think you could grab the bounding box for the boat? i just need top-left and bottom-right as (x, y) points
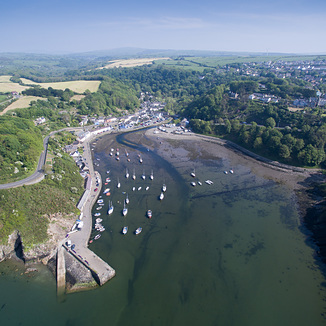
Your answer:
(147, 210), (152, 219)
(159, 192), (164, 200)
(132, 169), (136, 180)
(122, 226), (128, 235)
(122, 202), (128, 216)
(162, 184), (167, 192)
(108, 201), (114, 215)
(96, 218), (102, 223)
(103, 188), (110, 194)
(94, 212), (101, 216)
(109, 152), (113, 156)
(198, 181), (202, 186)
(132, 187), (136, 191)
(145, 186), (149, 191)
(125, 168), (129, 179)
(205, 180), (213, 185)
(191, 182), (196, 187)
(106, 170), (110, 174)
(117, 178), (121, 188)
(150, 170), (154, 180)
(125, 193), (129, 205)
(94, 234), (101, 240)
(229, 169), (234, 174)
(125, 149), (129, 157)
(138, 186), (142, 191)
(135, 227), (142, 235)
(191, 168), (196, 178)
(96, 206), (103, 210)
(139, 155), (143, 163)
(224, 170), (228, 174)
(105, 177), (111, 182)
(142, 170), (146, 180)
(97, 199), (104, 204)
(116, 156), (120, 161)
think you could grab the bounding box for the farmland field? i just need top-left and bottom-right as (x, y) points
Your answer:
(0, 96), (45, 115)
(0, 75), (29, 93)
(20, 79), (101, 93)
(98, 57), (170, 69)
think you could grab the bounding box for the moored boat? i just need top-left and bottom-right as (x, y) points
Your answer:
(159, 192), (164, 200)
(108, 201), (114, 215)
(122, 226), (128, 235)
(94, 212), (101, 217)
(125, 193), (129, 205)
(122, 202), (128, 216)
(191, 181), (196, 187)
(117, 178), (121, 188)
(94, 234), (101, 240)
(135, 227), (142, 235)
(191, 168), (196, 177)
(162, 184), (167, 192)
(125, 168), (129, 179)
(147, 210), (152, 219)
(150, 170), (154, 180)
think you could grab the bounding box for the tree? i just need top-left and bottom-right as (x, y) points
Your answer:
(279, 144), (291, 159)
(266, 117), (276, 128)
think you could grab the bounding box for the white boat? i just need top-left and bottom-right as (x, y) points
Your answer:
(162, 184), (167, 192)
(108, 201), (114, 215)
(122, 226), (128, 235)
(125, 193), (129, 205)
(125, 149), (129, 157)
(150, 170), (154, 180)
(106, 170), (110, 174)
(132, 169), (136, 180)
(159, 192), (164, 200)
(95, 218), (102, 223)
(145, 186), (149, 191)
(96, 206), (103, 210)
(198, 181), (202, 186)
(117, 178), (121, 188)
(132, 186), (136, 191)
(122, 202), (128, 216)
(97, 199), (104, 203)
(224, 171), (228, 174)
(142, 170), (146, 180)
(94, 234), (101, 240)
(103, 188), (110, 194)
(147, 210), (152, 219)
(138, 186), (142, 191)
(205, 180), (214, 185)
(125, 168), (129, 179)
(229, 169), (234, 174)
(94, 212), (101, 217)
(191, 182), (196, 187)
(191, 169), (196, 178)
(139, 156), (143, 163)
(135, 227), (142, 235)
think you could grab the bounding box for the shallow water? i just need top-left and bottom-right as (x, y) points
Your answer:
(0, 130), (326, 326)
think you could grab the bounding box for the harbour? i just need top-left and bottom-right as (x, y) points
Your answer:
(0, 128), (326, 325)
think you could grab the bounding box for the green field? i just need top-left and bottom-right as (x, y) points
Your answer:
(155, 54), (326, 71)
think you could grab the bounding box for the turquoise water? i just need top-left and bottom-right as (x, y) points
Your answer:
(0, 130), (326, 326)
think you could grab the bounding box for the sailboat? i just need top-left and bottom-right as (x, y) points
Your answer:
(132, 168), (136, 180)
(125, 168), (129, 179)
(122, 226), (128, 235)
(162, 184), (167, 192)
(150, 170), (154, 180)
(139, 155), (143, 164)
(125, 193), (129, 205)
(159, 192), (164, 200)
(122, 202), (128, 216)
(117, 177), (121, 188)
(191, 168), (196, 178)
(108, 201), (114, 215)
(142, 170), (146, 180)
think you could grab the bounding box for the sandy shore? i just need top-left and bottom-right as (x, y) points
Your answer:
(144, 128), (324, 192)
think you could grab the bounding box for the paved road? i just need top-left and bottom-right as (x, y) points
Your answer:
(0, 127), (83, 190)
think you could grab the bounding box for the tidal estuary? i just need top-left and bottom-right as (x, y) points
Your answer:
(0, 129), (326, 326)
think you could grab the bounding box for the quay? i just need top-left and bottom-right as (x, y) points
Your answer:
(57, 131), (115, 294)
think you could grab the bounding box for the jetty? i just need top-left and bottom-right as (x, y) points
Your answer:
(56, 134), (115, 294)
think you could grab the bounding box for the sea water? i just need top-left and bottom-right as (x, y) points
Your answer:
(0, 130), (325, 326)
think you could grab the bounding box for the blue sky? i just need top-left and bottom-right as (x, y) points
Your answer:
(1, 0), (326, 54)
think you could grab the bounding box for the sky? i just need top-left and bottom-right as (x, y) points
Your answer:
(1, 0), (326, 54)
